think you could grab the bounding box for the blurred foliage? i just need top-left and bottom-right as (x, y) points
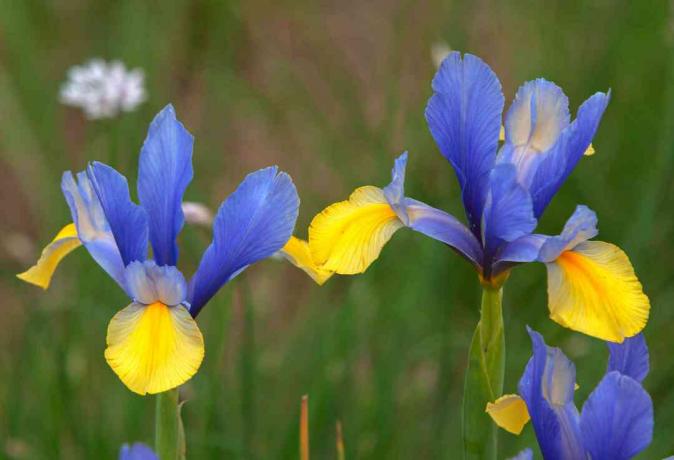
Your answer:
(1, 0), (673, 458)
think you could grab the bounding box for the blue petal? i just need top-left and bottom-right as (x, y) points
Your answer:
(537, 205), (598, 262)
(529, 91), (610, 218)
(481, 163), (537, 264)
(61, 170), (126, 289)
(125, 260), (187, 306)
(188, 167), (299, 315)
(425, 52), (504, 236)
(403, 197), (484, 270)
(491, 233), (547, 276)
(519, 327), (585, 460)
(607, 333), (649, 383)
(119, 443), (158, 460)
(580, 371), (653, 460)
(137, 104), (194, 266)
(507, 448), (533, 460)
(382, 151), (408, 210)
(499, 79), (570, 188)
(87, 162), (148, 266)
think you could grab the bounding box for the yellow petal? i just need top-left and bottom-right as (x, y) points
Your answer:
(499, 125), (505, 142)
(584, 143), (595, 156)
(16, 223), (82, 289)
(485, 394), (530, 435)
(280, 236), (334, 285)
(105, 302), (205, 395)
(308, 186), (403, 274)
(546, 241), (650, 342)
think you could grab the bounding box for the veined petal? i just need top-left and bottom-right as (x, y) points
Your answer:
(188, 167), (299, 316)
(105, 302), (204, 395)
(138, 104), (194, 266)
(61, 171), (126, 288)
(607, 333), (649, 383)
(486, 394), (530, 435)
(403, 198), (483, 269)
(481, 163), (536, 261)
(17, 223), (82, 289)
(382, 151), (408, 209)
(538, 205), (598, 262)
(425, 52), (504, 236)
(119, 443), (158, 460)
(280, 236), (333, 285)
(492, 234), (547, 276)
(87, 162), (148, 266)
(580, 372), (653, 460)
(529, 91), (610, 218)
(308, 186), (403, 274)
(500, 79), (570, 187)
(518, 328), (585, 460)
(546, 241), (650, 342)
(125, 260), (187, 306)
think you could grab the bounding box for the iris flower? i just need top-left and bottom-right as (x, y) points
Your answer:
(119, 443), (157, 460)
(282, 52), (649, 343)
(487, 328), (653, 459)
(17, 105), (299, 395)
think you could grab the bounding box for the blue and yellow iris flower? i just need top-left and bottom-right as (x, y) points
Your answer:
(488, 328), (653, 460)
(17, 105), (299, 395)
(282, 52), (649, 343)
(119, 443), (157, 460)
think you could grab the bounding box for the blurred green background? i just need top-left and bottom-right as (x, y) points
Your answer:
(1, 0), (673, 458)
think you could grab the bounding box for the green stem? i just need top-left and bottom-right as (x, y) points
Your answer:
(462, 286), (505, 460)
(155, 388), (180, 460)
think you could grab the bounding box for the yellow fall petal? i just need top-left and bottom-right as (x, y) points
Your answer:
(485, 394), (530, 435)
(546, 241), (650, 342)
(16, 223), (82, 289)
(280, 236), (334, 285)
(308, 186), (403, 274)
(105, 302), (205, 395)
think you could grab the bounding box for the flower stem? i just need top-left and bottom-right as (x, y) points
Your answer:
(462, 285), (505, 460)
(155, 388), (180, 460)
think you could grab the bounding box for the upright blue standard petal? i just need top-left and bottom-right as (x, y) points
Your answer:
(86, 162), (149, 266)
(425, 52), (504, 237)
(607, 333), (649, 383)
(61, 170), (127, 288)
(528, 91), (610, 217)
(137, 104), (194, 266)
(580, 372), (653, 460)
(518, 327), (585, 460)
(188, 166), (299, 315)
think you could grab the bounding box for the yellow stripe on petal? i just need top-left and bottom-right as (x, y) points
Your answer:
(105, 302), (205, 395)
(546, 241), (650, 342)
(16, 223), (82, 289)
(280, 236), (334, 285)
(584, 143), (595, 156)
(308, 186), (403, 274)
(486, 394), (530, 435)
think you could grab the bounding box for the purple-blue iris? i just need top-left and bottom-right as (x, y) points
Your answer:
(520, 328), (653, 459)
(415, 52), (610, 280)
(63, 104), (299, 317)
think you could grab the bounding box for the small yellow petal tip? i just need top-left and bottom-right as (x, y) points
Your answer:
(584, 143), (595, 156)
(485, 394), (530, 435)
(308, 186), (403, 275)
(17, 223), (81, 289)
(547, 241), (650, 342)
(280, 236), (334, 285)
(105, 302), (205, 395)
(499, 125), (506, 142)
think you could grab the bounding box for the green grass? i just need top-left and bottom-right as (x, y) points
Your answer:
(1, 0), (673, 458)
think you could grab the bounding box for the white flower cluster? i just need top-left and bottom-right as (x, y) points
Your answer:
(60, 59), (147, 119)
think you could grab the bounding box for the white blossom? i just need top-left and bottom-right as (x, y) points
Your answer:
(60, 59), (147, 119)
